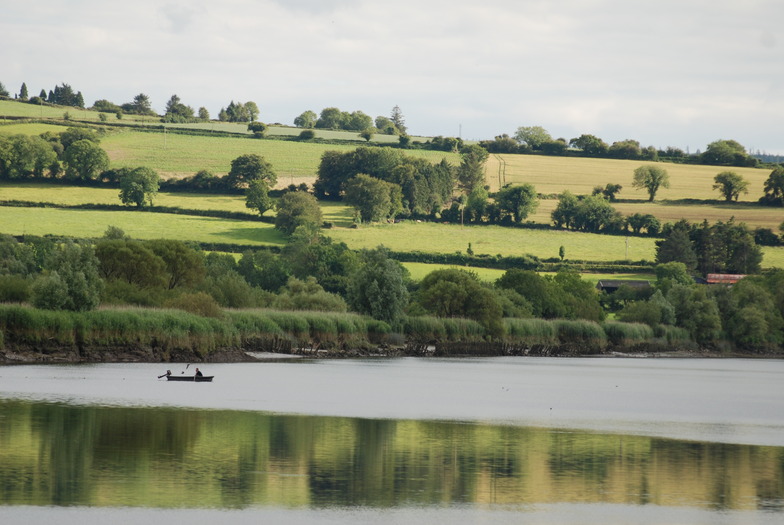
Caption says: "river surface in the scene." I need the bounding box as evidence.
[1,357,782,524]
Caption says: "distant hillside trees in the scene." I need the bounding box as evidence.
[62,139,109,181]
[121,93,156,116]
[294,110,317,129]
[18,83,28,101]
[0,81,9,97]
[713,171,749,202]
[656,219,762,275]
[218,101,259,123]
[759,166,784,206]
[632,165,669,201]
[0,135,59,179]
[314,146,454,216]
[275,190,323,236]
[163,94,196,123]
[118,167,161,208]
[45,83,84,108]
[701,139,758,167]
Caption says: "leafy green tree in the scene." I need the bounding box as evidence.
[514,126,551,150]
[667,284,722,344]
[226,154,277,189]
[123,93,154,115]
[247,121,267,137]
[198,107,210,120]
[592,182,622,201]
[456,144,488,194]
[701,139,755,167]
[495,184,538,223]
[347,110,373,131]
[608,139,642,159]
[654,261,693,295]
[237,249,291,292]
[0,82,9,97]
[0,234,37,276]
[0,135,58,179]
[347,247,408,322]
[245,179,274,216]
[713,171,749,201]
[572,194,625,233]
[344,174,402,223]
[632,165,669,201]
[274,276,348,312]
[145,240,206,290]
[570,134,608,156]
[390,105,407,134]
[298,129,316,140]
[294,110,318,128]
[360,129,374,142]
[626,213,660,235]
[31,241,103,311]
[163,94,195,122]
[761,166,784,205]
[60,126,100,149]
[95,238,167,288]
[316,107,346,129]
[417,269,504,336]
[18,82,28,100]
[245,101,260,122]
[551,191,580,229]
[119,167,160,208]
[275,190,323,235]
[375,116,397,134]
[62,139,109,181]
[655,220,698,271]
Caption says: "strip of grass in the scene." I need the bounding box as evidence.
[0,122,71,136]
[329,221,658,262]
[0,206,285,246]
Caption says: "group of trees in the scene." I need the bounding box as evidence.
[479,127,762,168]
[314,146,454,218]
[0,127,160,207]
[294,106,407,136]
[218,101,259,123]
[656,219,762,275]
[613,261,784,350]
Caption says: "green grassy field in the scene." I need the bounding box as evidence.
[100,129,460,184]
[0,206,285,246]
[0,122,72,136]
[328,221,658,261]
[402,262,657,283]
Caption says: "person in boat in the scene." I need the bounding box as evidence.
[195,368,203,377]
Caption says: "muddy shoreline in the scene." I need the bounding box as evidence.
[0,341,776,364]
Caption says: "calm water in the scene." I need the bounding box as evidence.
[1,357,782,524]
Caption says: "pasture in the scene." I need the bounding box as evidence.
[100,130,460,184]
[486,153,774,203]
[0,206,285,246]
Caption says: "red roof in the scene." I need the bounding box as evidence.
[706,274,746,285]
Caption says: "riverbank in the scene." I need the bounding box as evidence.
[0,340,771,364]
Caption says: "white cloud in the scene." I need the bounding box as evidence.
[1,0,783,152]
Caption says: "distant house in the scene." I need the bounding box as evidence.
[706,274,746,285]
[595,280,652,294]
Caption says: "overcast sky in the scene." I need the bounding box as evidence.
[2,1,783,153]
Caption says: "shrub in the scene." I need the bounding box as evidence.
[164,292,223,318]
[298,129,316,140]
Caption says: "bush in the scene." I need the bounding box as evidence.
[0,275,31,303]
[163,292,223,318]
[298,129,316,140]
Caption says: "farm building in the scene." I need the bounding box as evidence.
[706,274,746,285]
[595,280,652,294]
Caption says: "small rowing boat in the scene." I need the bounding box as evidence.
[165,375,214,382]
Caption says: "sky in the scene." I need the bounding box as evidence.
[2,0,783,154]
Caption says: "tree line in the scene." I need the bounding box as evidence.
[3,230,783,352]
[481,126,764,168]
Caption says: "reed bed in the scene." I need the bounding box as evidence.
[602,321,655,345]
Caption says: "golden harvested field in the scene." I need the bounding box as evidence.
[486,154,773,202]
